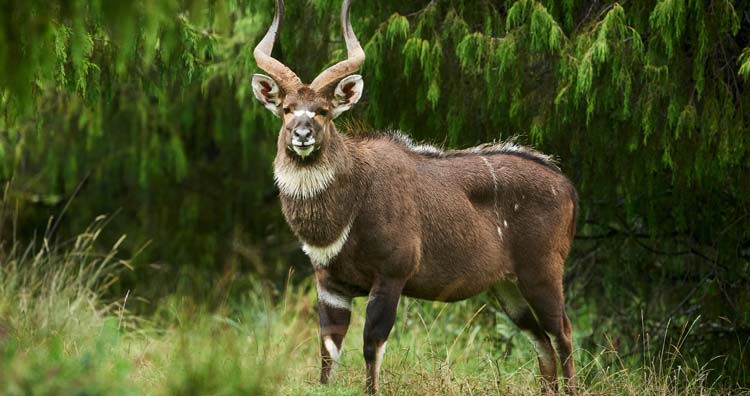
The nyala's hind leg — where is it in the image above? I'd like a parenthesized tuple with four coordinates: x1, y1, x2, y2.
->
(491, 280, 558, 395)
(521, 283, 577, 395)
(513, 245, 577, 396)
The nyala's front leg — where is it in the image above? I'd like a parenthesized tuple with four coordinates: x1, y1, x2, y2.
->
(363, 279, 403, 396)
(316, 280, 352, 384)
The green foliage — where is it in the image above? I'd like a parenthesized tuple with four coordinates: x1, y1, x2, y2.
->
(740, 47, 750, 81)
(1, 0, 749, 386)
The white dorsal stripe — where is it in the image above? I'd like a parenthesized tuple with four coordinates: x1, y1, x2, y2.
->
(302, 219, 353, 267)
(274, 163, 336, 199)
(317, 285, 353, 310)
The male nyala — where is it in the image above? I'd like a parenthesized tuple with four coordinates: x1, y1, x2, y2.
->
(252, 1, 578, 394)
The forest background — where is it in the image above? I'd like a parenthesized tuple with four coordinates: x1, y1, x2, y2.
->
(0, 0, 749, 393)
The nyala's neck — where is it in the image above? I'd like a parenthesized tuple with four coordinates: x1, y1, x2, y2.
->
(273, 138, 364, 247)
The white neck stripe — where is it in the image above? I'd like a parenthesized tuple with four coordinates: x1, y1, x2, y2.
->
(302, 219, 353, 267)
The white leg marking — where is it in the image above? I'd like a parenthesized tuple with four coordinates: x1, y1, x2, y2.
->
(302, 219, 354, 267)
(375, 341, 387, 375)
(316, 284, 353, 310)
(324, 336, 342, 376)
(273, 162, 336, 199)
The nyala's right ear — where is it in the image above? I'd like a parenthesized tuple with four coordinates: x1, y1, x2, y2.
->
(252, 74, 283, 117)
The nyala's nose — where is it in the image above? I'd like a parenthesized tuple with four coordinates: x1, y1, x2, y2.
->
(293, 128, 312, 141)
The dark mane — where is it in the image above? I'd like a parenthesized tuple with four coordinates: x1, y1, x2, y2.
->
(342, 126, 561, 173)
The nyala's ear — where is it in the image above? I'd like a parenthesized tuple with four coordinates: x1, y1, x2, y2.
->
(252, 74, 283, 117)
(331, 75, 364, 119)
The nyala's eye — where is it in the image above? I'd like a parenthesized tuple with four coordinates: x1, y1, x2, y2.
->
(318, 109, 329, 117)
(283, 107, 292, 114)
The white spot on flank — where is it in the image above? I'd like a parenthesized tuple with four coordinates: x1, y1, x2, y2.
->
(293, 110, 316, 118)
(375, 341, 387, 374)
(497, 226, 503, 240)
(514, 203, 520, 211)
(274, 162, 335, 199)
(324, 336, 342, 376)
(302, 219, 354, 267)
(551, 187, 558, 196)
(316, 284, 352, 310)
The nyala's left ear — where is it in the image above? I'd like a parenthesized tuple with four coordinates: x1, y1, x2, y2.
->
(331, 75, 364, 119)
(252, 74, 283, 117)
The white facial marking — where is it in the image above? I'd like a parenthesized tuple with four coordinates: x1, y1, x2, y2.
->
(293, 110, 316, 118)
(292, 144, 315, 158)
(302, 219, 353, 267)
(375, 341, 387, 375)
(324, 336, 342, 376)
(317, 284, 353, 310)
(273, 162, 335, 199)
(291, 137, 316, 146)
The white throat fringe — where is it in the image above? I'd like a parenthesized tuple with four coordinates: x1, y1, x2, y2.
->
(274, 162, 336, 199)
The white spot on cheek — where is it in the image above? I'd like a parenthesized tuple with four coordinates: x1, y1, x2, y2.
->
(324, 336, 342, 376)
(302, 219, 353, 267)
(316, 284, 352, 310)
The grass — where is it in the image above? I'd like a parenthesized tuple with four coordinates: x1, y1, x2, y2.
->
(0, 219, 747, 396)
